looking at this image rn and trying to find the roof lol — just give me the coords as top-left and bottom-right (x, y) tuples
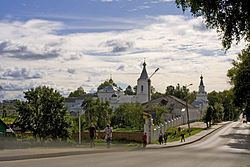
(143, 95), (196, 109)
(138, 61), (148, 80)
(65, 93), (97, 103)
(98, 84), (119, 93)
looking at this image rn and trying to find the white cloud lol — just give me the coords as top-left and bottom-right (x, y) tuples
(0, 15), (245, 101)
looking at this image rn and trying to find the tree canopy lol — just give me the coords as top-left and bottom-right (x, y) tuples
(175, 0), (249, 49)
(16, 86), (71, 140)
(82, 97), (113, 129)
(227, 46), (250, 120)
(68, 86), (86, 97)
(165, 84), (196, 103)
(97, 81), (117, 91)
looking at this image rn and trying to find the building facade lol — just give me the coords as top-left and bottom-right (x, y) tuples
(192, 75), (209, 116)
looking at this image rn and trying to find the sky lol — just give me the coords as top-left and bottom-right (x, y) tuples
(0, 0), (246, 101)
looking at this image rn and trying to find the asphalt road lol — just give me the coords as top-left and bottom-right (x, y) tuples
(0, 121), (249, 167)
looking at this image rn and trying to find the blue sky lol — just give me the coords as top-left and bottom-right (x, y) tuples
(0, 0), (245, 100)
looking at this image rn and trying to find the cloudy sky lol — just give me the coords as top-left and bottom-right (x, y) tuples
(0, 0), (245, 101)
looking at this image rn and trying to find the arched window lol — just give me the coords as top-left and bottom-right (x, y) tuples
(141, 85), (143, 92)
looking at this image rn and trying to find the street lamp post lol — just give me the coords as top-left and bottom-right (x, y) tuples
(78, 110), (81, 144)
(185, 83), (192, 135)
(148, 68), (159, 103)
(147, 68), (159, 143)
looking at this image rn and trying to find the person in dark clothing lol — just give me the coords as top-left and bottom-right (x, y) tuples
(142, 133), (147, 148)
(163, 132), (168, 145)
(181, 133), (185, 142)
(159, 132), (163, 145)
(89, 122), (96, 148)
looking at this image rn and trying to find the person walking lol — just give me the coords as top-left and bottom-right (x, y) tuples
(104, 125), (112, 148)
(158, 132), (163, 145)
(181, 133), (185, 142)
(163, 132), (168, 145)
(88, 122), (96, 148)
(142, 132), (147, 148)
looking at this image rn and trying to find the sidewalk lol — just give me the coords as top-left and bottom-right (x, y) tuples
(146, 121), (230, 149)
(0, 122), (230, 161)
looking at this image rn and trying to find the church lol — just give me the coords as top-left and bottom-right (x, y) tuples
(65, 61), (206, 122)
(65, 61), (152, 113)
(97, 61), (151, 108)
(192, 75), (209, 116)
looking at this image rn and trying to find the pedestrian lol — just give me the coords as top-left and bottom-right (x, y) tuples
(163, 132), (168, 145)
(181, 133), (185, 142)
(142, 132), (147, 148)
(88, 122), (96, 148)
(104, 125), (112, 148)
(159, 132), (163, 145)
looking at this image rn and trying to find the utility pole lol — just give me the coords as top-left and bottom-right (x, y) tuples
(185, 83), (192, 135)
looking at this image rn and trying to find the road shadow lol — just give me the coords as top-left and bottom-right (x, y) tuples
(220, 133), (250, 151)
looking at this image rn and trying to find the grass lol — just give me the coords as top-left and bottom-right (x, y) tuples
(153, 127), (204, 144)
(0, 114), (18, 124)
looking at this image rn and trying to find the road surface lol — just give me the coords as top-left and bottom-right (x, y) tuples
(0, 121), (249, 167)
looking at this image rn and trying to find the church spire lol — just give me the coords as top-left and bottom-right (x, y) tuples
(199, 75), (204, 86)
(199, 75), (205, 93)
(139, 60), (148, 80)
(109, 74), (113, 84)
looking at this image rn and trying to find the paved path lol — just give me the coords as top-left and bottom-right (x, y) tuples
(0, 121), (229, 161)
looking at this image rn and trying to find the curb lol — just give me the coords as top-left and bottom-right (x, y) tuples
(146, 122), (231, 149)
(0, 148), (124, 162)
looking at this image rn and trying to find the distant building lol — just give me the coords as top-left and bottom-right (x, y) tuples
(192, 75), (208, 116)
(65, 94), (97, 116)
(143, 95), (201, 122)
(65, 61), (152, 113)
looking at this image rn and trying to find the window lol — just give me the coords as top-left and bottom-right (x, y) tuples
(141, 85), (143, 92)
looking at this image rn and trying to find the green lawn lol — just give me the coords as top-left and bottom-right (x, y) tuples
(154, 127), (204, 143)
(0, 114), (18, 124)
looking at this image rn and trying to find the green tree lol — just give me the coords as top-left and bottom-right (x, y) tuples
(212, 102), (224, 123)
(82, 97), (113, 129)
(151, 92), (164, 100)
(227, 46), (250, 121)
(16, 86), (71, 140)
(175, 0), (249, 50)
(111, 102), (145, 130)
(204, 106), (212, 128)
(146, 105), (168, 125)
(0, 85), (2, 90)
(207, 91), (220, 106)
(165, 84), (194, 103)
(68, 86), (86, 97)
(97, 81), (117, 91)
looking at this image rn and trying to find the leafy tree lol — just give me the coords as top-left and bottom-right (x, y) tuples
(151, 92), (164, 100)
(207, 91), (220, 106)
(68, 86), (86, 97)
(175, 0), (249, 49)
(165, 84), (194, 103)
(111, 102), (145, 130)
(146, 105), (168, 125)
(82, 97), (113, 129)
(212, 102), (224, 123)
(16, 86), (71, 140)
(217, 89), (240, 121)
(227, 46), (250, 121)
(97, 81), (117, 91)
(204, 106), (212, 128)
(0, 85), (2, 90)
(124, 85), (135, 95)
